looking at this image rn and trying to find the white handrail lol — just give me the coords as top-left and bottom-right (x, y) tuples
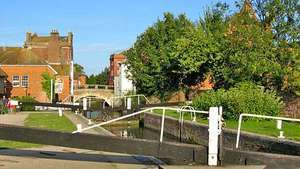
(179, 106), (196, 122)
(73, 106), (208, 142)
(235, 113), (300, 149)
(110, 94), (151, 108)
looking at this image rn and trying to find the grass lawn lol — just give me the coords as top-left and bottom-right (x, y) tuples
(153, 109), (300, 141)
(0, 113), (76, 149)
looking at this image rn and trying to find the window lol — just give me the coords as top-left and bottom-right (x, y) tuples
(21, 75), (29, 88)
(12, 75), (20, 87)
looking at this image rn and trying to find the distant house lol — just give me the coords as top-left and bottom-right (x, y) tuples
(108, 53), (134, 95)
(108, 53), (126, 86)
(0, 30), (82, 102)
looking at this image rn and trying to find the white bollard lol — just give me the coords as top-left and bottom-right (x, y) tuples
(83, 98), (87, 111)
(277, 120), (282, 130)
(76, 124), (82, 132)
(58, 108), (63, 117)
(127, 98), (132, 110)
(88, 119), (93, 125)
(208, 107), (220, 166)
(279, 131), (285, 139)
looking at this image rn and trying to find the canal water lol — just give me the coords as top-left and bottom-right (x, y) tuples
(103, 120), (180, 143)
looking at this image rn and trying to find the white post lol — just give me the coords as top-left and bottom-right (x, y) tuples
(236, 115), (243, 149)
(76, 124), (82, 132)
(70, 60), (74, 103)
(137, 95), (140, 106)
(127, 98), (132, 110)
(208, 107), (219, 166)
(50, 79), (53, 103)
(102, 101), (106, 109)
(58, 108), (63, 117)
(88, 97), (91, 108)
(159, 108), (166, 143)
(83, 98), (87, 111)
(277, 120), (282, 129)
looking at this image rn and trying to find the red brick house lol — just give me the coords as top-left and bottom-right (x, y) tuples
(108, 53), (126, 86)
(0, 30), (76, 102)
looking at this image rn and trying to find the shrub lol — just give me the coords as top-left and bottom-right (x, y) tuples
(192, 82), (283, 119)
(0, 103), (8, 114)
(13, 96), (38, 111)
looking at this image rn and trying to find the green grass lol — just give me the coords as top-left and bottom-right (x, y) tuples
(153, 109), (300, 141)
(24, 113), (76, 132)
(0, 113), (76, 149)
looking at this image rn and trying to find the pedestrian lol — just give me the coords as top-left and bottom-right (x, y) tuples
(6, 98), (13, 113)
(2, 95), (8, 106)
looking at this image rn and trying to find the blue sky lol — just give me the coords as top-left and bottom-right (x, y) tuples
(0, 0), (236, 75)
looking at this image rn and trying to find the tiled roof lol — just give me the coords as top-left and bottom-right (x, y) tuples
(51, 64), (70, 76)
(0, 47), (47, 65)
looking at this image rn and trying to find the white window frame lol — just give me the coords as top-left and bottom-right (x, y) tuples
(21, 75), (29, 88)
(12, 75), (20, 87)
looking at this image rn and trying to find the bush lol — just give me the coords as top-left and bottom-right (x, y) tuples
(192, 82), (283, 119)
(0, 103), (8, 114)
(13, 96), (38, 111)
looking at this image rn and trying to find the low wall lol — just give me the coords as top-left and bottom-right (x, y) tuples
(144, 112), (300, 156)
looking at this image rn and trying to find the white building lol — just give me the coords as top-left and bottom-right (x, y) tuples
(114, 63), (135, 96)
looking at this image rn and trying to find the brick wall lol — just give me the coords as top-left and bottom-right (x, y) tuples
(1, 65), (56, 102)
(56, 75), (70, 102)
(108, 54), (126, 86)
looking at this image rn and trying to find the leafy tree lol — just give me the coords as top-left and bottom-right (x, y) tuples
(41, 72), (55, 100)
(125, 13), (195, 100)
(74, 63), (85, 76)
(249, 0), (300, 43)
(87, 67), (109, 85)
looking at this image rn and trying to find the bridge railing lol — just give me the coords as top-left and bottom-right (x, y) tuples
(109, 94), (151, 108)
(76, 84), (114, 90)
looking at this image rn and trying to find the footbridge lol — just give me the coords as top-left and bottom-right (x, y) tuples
(73, 84), (114, 104)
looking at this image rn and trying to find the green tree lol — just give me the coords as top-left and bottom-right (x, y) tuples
(87, 67), (109, 85)
(74, 63), (85, 76)
(41, 72), (55, 100)
(125, 13), (195, 100)
(249, 0), (300, 43)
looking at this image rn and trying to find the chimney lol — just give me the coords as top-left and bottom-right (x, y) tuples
(68, 32), (73, 45)
(26, 32), (32, 42)
(50, 29), (59, 41)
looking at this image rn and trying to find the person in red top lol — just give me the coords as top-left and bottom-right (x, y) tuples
(6, 98), (13, 113)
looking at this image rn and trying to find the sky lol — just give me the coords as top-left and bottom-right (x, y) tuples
(0, 0), (236, 75)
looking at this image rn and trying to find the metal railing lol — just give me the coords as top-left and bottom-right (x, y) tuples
(72, 106), (208, 143)
(109, 94), (151, 108)
(179, 106), (197, 122)
(235, 113), (300, 149)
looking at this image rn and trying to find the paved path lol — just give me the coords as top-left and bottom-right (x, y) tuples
(64, 111), (114, 136)
(0, 112), (28, 126)
(0, 145), (265, 169)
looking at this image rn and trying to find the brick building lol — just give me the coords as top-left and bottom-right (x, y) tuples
(108, 53), (126, 86)
(0, 30), (79, 102)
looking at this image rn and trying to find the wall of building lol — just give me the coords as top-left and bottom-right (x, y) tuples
(0, 65), (56, 102)
(55, 75), (70, 102)
(25, 31), (73, 65)
(114, 64), (134, 96)
(108, 53), (126, 86)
